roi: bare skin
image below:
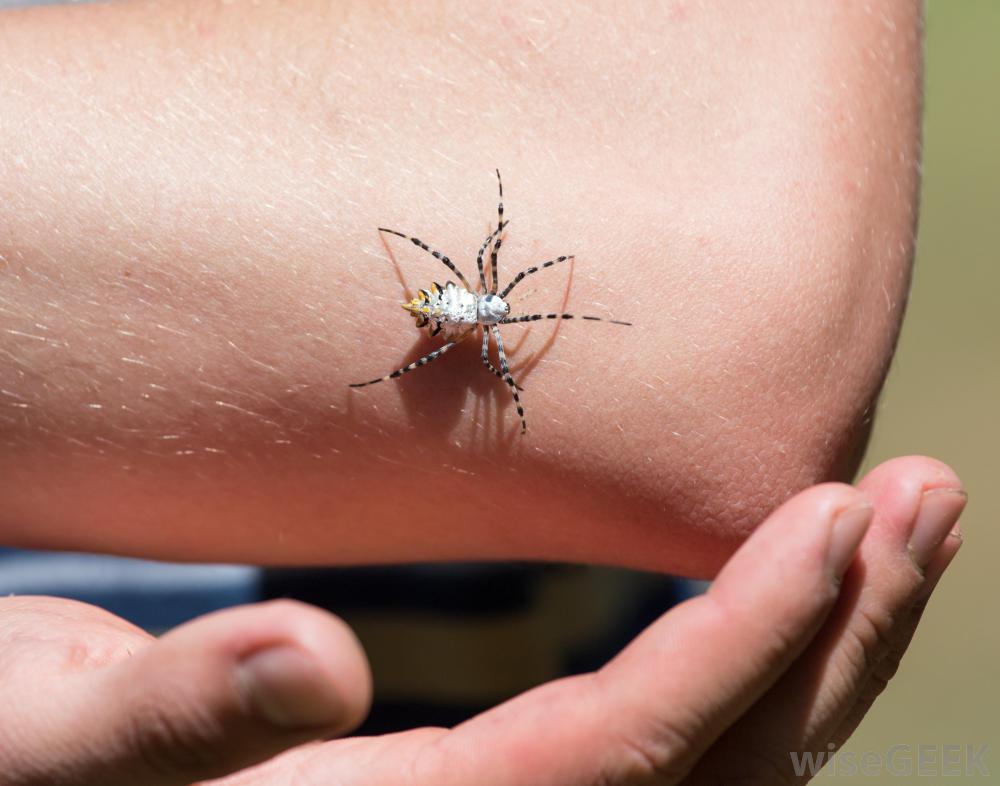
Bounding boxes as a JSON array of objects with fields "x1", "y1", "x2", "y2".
[{"x1": 0, "y1": 1, "x2": 921, "y2": 576}]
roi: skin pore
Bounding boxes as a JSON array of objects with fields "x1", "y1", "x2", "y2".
[{"x1": 0, "y1": 1, "x2": 921, "y2": 576}]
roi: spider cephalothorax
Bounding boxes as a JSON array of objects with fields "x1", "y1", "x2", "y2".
[{"x1": 350, "y1": 171, "x2": 631, "y2": 433}]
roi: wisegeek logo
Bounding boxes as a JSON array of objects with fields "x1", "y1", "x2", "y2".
[{"x1": 789, "y1": 743, "x2": 990, "y2": 778}]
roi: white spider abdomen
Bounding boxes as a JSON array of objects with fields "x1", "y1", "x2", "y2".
[
  {"x1": 440, "y1": 284, "x2": 479, "y2": 324},
  {"x1": 403, "y1": 282, "x2": 479, "y2": 339}
]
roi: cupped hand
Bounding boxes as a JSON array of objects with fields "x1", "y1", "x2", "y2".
[{"x1": 0, "y1": 456, "x2": 964, "y2": 786}]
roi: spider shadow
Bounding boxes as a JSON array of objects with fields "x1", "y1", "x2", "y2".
[
  {"x1": 392, "y1": 331, "x2": 490, "y2": 439},
  {"x1": 495, "y1": 256, "x2": 577, "y2": 388}
]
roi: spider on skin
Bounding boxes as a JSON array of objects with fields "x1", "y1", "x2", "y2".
[{"x1": 350, "y1": 170, "x2": 631, "y2": 434}]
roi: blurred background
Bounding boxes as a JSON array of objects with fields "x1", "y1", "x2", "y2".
[
  {"x1": 0, "y1": 0, "x2": 996, "y2": 779},
  {"x1": 841, "y1": 1, "x2": 999, "y2": 778}
]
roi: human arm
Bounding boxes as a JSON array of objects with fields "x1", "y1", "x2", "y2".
[{"x1": 0, "y1": 0, "x2": 922, "y2": 575}]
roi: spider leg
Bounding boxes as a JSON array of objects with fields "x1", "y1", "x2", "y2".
[
  {"x1": 349, "y1": 341, "x2": 458, "y2": 387},
  {"x1": 501, "y1": 313, "x2": 632, "y2": 326},
  {"x1": 491, "y1": 325, "x2": 526, "y2": 434},
  {"x1": 480, "y1": 328, "x2": 499, "y2": 379},
  {"x1": 480, "y1": 328, "x2": 523, "y2": 390},
  {"x1": 475, "y1": 220, "x2": 508, "y2": 294},
  {"x1": 378, "y1": 228, "x2": 473, "y2": 291},
  {"x1": 499, "y1": 255, "x2": 574, "y2": 299},
  {"x1": 491, "y1": 169, "x2": 504, "y2": 294}
]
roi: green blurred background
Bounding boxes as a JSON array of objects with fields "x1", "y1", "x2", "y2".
[{"x1": 839, "y1": 1, "x2": 999, "y2": 780}]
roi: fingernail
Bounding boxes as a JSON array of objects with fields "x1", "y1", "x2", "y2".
[
  {"x1": 235, "y1": 645, "x2": 343, "y2": 729},
  {"x1": 915, "y1": 521, "x2": 964, "y2": 601},
  {"x1": 827, "y1": 502, "x2": 874, "y2": 576},
  {"x1": 908, "y1": 488, "x2": 967, "y2": 568}
]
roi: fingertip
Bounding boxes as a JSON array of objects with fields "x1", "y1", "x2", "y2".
[
  {"x1": 789, "y1": 482, "x2": 870, "y2": 521},
  {"x1": 857, "y1": 455, "x2": 963, "y2": 497},
  {"x1": 223, "y1": 600, "x2": 373, "y2": 733},
  {"x1": 852, "y1": 456, "x2": 966, "y2": 562},
  {"x1": 234, "y1": 643, "x2": 366, "y2": 734},
  {"x1": 283, "y1": 604, "x2": 373, "y2": 733}
]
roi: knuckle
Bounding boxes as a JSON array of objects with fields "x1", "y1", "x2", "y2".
[
  {"x1": 869, "y1": 647, "x2": 905, "y2": 695},
  {"x1": 709, "y1": 747, "x2": 802, "y2": 786},
  {"x1": 604, "y1": 717, "x2": 699, "y2": 784},
  {"x1": 127, "y1": 691, "x2": 223, "y2": 778},
  {"x1": 865, "y1": 601, "x2": 926, "y2": 690},
  {"x1": 848, "y1": 602, "x2": 900, "y2": 668},
  {"x1": 756, "y1": 615, "x2": 811, "y2": 673},
  {"x1": 825, "y1": 610, "x2": 896, "y2": 702},
  {"x1": 865, "y1": 668, "x2": 894, "y2": 702}
]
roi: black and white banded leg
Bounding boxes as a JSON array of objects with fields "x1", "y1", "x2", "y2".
[
  {"x1": 481, "y1": 329, "x2": 524, "y2": 390},
  {"x1": 349, "y1": 342, "x2": 458, "y2": 387},
  {"x1": 490, "y1": 169, "x2": 504, "y2": 294},
  {"x1": 491, "y1": 325, "x2": 526, "y2": 434},
  {"x1": 499, "y1": 255, "x2": 574, "y2": 299},
  {"x1": 475, "y1": 220, "x2": 508, "y2": 293},
  {"x1": 501, "y1": 313, "x2": 633, "y2": 326},
  {"x1": 378, "y1": 228, "x2": 472, "y2": 291}
]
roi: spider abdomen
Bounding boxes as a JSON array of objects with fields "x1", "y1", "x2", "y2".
[{"x1": 403, "y1": 281, "x2": 479, "y2": 338}]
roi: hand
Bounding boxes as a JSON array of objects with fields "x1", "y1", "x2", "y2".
[{"x1": 0, "y1": 456, "x2": 964, "y2": 786}]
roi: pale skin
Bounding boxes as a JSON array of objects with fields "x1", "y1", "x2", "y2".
[
  {"x1": 0, "y1": 1, "x2": 964, "y2": 784},
  {"x1": 0, "y1": 0, "x2": 921, "y2": 574}
]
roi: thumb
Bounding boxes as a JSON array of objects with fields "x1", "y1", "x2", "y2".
[{"x1": 53, "y1": 599, "x2": 371, "y2": 786}]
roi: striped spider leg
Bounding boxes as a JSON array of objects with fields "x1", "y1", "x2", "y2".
[
  {"x1": 348, "y1": 340, "x2": 461, "y2": 387},
  {"x1": 350, "y1": 171, "x2": 631, "y2": 434},
  {"x1": 375, "y1": 227, "x2": 473, "y2": 292},
  {"x1": 475, "y1": 219, "x2": 511, "y2": 385}
]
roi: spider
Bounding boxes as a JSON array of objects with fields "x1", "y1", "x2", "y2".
[{"x1": 350, "y1": 170, "x2": 631, "y2": 433}]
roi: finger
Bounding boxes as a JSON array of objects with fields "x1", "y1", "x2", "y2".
[
  {"x1": 38, "y1": 599, "x2": 371, "y2": 786},
  {"x1": 391, "y1": 482, "x2": 872, "y2": 786},
  {"x1": 827, "y1": 515, "x2": 963, "y2": 750},
  {"x1": 685, "y1": 455, "x2": 966, "y2": 784}
]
